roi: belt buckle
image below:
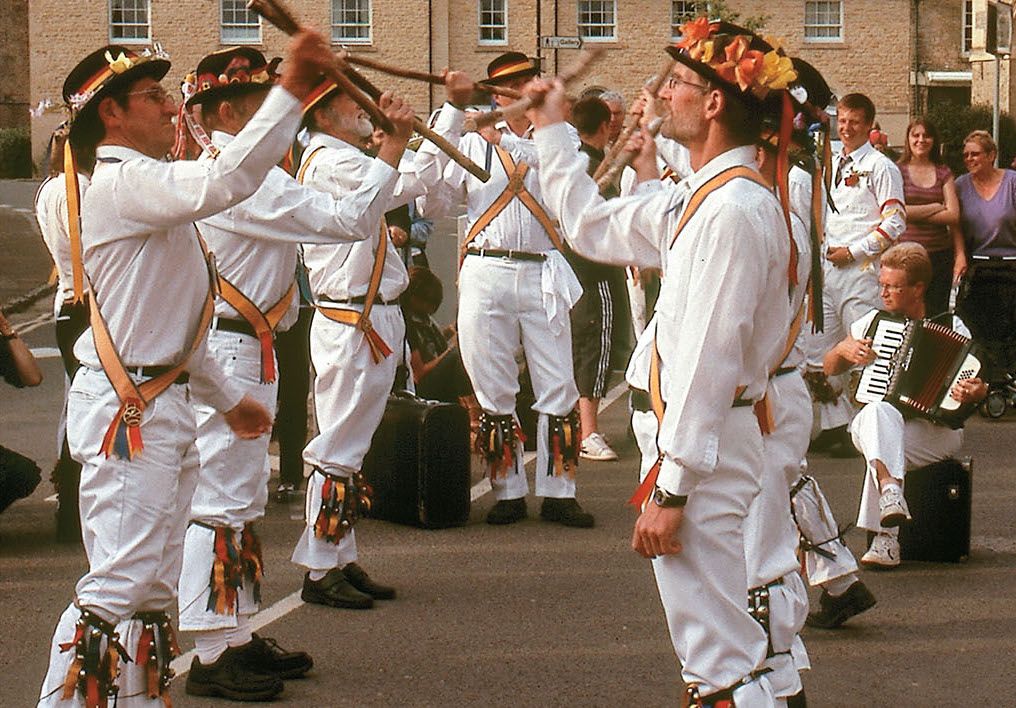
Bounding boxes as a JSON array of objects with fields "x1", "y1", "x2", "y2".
[{"x1": 501, "y1": 249, "x2": 515, "y2": 262}]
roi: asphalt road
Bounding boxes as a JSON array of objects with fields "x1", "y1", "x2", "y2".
[{"x1": 3, "y1": 181, "x2": 1016, "y2": 705}]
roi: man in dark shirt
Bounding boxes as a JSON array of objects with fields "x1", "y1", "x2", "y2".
[{"x1": 567, "y1": 96, "x2": 620, "y2": 461}]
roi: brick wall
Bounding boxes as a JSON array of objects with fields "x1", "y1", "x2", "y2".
[
  {"x1": 0, "y1": 0, "x2": 29, "y2": 129},
  {"x1": 27, "y1": 1, "x2": 997, "y2": 160}
]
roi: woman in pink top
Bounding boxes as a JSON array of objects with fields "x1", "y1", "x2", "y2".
[{"x1": 897, "y1": 118, "x2": 962, "y2": 315}]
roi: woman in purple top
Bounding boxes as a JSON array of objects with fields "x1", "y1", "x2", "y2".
[
  {"x1": 955, "y1": 130, "x2": 1016, "y2": 377},
  {"x1": 897, "y1": 118, "x2": 961, "y2": 315}
]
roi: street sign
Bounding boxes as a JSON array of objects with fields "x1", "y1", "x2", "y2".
[{"x1": 540, "y1": 36, "x2": 583, "y2": 50}]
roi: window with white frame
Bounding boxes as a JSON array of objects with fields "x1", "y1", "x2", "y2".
[
  {"x1": 221, "y1": 0, "x2": 261, "y2": 44},
  {"x1": 109, "y1": 0, "x2": 150, "y2": 42},
  {"x1": 962, "y1": 0, "x2": 974, "y2": 54},
  {"x1": 332, "y1": 0, "x2": 372, "y2": 44},
  {"x1": 804, "y1": 0, "x2": 843, "y2": 42},
  {"x1": 479, "y1": 0, "x2": 508, "y2": 44},
  {"x1": 671, "y1": 1, "x2": 698, "y2": 39},
  {"x1": 578, "y1": 0, "x2": 616, "y2": 42}
]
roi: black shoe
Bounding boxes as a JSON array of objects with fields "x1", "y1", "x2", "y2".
[
  {"x1": 486, "y1": 498, "x2": 527, "y2": 525},
  {"x1": 235, "y1": 633, "x2": 313, "y2": 679},
  {"x1": 342, "y1": 562, "x2": 396, "y2": 600},
  {"x1": 805, "y1": 580, "x2": 876, "y2": 629},
  {"x1": 827, "y1": 439, "x2": 861, "y2": 459},
  {"x1": 273, "y1": 483, "x2": 295, "y2": 503},
  {"x1": 185, "y1": 647, "x2": 284, "y2": 701},
  {"x1": 301, "y1": 568, "x2": 374, "y2": 609},
  {"x1": 540, "y1": 498, "x2": 595, "y2": 528},
  {"x1": 807, "y1": 428, "x2": 836, "y2": 454}
]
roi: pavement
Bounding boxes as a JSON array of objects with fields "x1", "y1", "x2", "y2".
[{"x1": 3, "y1": 180, "x2": 1016, "y2": 705}]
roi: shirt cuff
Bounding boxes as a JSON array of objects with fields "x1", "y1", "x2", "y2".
[
  {"x1": 848, "y1": 241, "x2": 869, "y2": 262},
  {"x1": 417, "y1": 104, "x2": 464, "y2": 155},
  {"x1": 635, "y1": 179, "x2": 664, "y2": 195},
  {"x1": 533, "y1": 121, "x2": 573, "y2": 155},
  {"x1": 266, "y1": 84, "x2": 302, "y2": 117},
  {"x1": 656, "y1": 456, "x2": 701, "y2": 496}
]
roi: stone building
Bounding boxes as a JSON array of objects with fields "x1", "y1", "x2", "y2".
[
  {"x1": 0, "y1": 0, "x2": 30, "y2": 129},
  {"x1": 23, "y1": 0, "x2": 1016, "y2": 160}
]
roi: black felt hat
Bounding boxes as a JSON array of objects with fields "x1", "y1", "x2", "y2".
[
  {"x1": 480, "y1": 52, "x2": 540, "y2": 86},
  {"x1": 185, "y1": 46, "x2": 279, "y2": 108}
]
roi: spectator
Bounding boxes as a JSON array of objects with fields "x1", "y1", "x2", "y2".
[
  {"x1": 1, "y1": 309, "x2": 43, "y2": 515},
  {"x1": 897, "y1": 118, "x2": 961, "y2": 316},
  {"x1": 401, "y1": 267, "x2": 479, "y2": 421},
  {"x1": 567, "y1": 95, "x2": 620, "y2": 462},
  {"x1": 598, "y1": 90, "x2": 625, "y2": 146},
  {"x1": 955, "y1": 130, "x2": 1016, "y2": 379}
]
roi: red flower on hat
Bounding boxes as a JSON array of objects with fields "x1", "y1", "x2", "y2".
[
  {"x1": 674, "y1": 17, "x2": 715, "y2": 51},
  {"x1": 716, "y1": 35, "x2": 765, "y2": 93}
]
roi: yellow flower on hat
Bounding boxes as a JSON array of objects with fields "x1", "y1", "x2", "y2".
[
  {"x1": 104, "y1": 50, "x2": 135, "y2": 74},
  {"x1": 758, "y1": 50, "x2": 796, "y2": 92}
]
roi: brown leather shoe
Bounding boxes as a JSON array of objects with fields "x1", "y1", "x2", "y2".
[
  {"x1": 540, "y1": 498, "x2": 595, "y2": 528},
  {"x1": 301, "y1": 568, "x2": 373, "y2": 609},
  {"x1": 342, "y1": 562, "x2": 396, "y2": 600}
]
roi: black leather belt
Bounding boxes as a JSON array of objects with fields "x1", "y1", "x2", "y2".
[
  {"x1": 773, "y1": 366, "x2": 796, "y2": 377},
  {"x1": 465, "y1": 247, "x2": 546, "y2": 262},
  {"x1": 630, "y1": 388, "x2": 652, "y2": 412},
  {"x1": 214, "y1": 317, "x2": 257, "y2": 337},
  {"x1": 124, "y1": 365, "x2": 190, "y2": 385},
  {"x1": 320, "y1": 295, "x2": 400, "y2": 306}
]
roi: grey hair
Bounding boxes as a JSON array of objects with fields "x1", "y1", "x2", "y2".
[{"x1": 599, "y1": 90, "x2": 625, "y2": 108}]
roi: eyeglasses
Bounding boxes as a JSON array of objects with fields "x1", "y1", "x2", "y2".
[
  {"x1": 664, "y1": 75, "x2": 710, "y2": 93},
  {"x1": 126, "y1": 86, "x2": 173, "y2": 104},
  {"x1": 878, "y1": 282, "x2": 910, "y2": 294},
  {"x1": 963, "y1": 150, "x2": 986, "y2": 159}
]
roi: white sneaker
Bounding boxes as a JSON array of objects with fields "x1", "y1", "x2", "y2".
[
  {"x1": 860, "y1": 533, "x2": 901, "y2": 569},
  {"x1": 579, "y1": 432, "x2": 618, "y2": 461},
  {"x1": 878, "y1": 484, "x2": 911, "y2": 527}
]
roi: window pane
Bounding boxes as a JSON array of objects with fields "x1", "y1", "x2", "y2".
[
  {"x1": 578, "y1": 0, "x2": 615, "y2": 41},
  {"x1": 221, "y1": 0, "x2": 260, "y2": 43},
  {"x1": 478, "y1": 0, "x2": 506, "y2": 44},
  {"x1": 332, "y1": 0, "x2": 372, "y2": 44},
  {"x1": 804, "y1": 0, "x2": 842, "y2": 41},
  {"x1": 110, "y1": 0, "x2": 150, "y2": 41}
]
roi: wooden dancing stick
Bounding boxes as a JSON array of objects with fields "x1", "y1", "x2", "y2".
[
  {"x1": 592, "y1": 58, "x2": 674, "y2": 183},
  {"x1": 336, "y1": 51, "x2": 522, "y2": 100},
  {"x1": 466, "y1": 48, "x2": 607, "y2": 131},
  {"x1": 342, "y1": 64, "x2": 492, "y2": 182},
  {"x1": 247, "y1": 0, "x2": 490, "y2": 182},
  {"x1": 595, "y1": 117, "x2": 663, "y2": 194},
  {"x1": 248, "y1": 0, "x2": 393, "y2": 132}
]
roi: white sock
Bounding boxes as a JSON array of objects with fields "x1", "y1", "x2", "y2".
[
  {"x1": 823, "y1": 573, "x2": 858, "y2": 597},
  {"x1": 226, "y1": 615, "x2": 253, "y2": 648},
  {"x1": 194, "y1": 630, "x2": 230, "y2": 665},
  {"x1": 880, "y1": 481, "x2": 902, "y2": 494},
  {"x1": 308, "y1": 569, "x2": 329, "y2": 582}
]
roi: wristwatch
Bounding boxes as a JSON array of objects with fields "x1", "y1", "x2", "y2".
[{"x1": 652, "y1": 487, "x2": 688, "y2": 508}]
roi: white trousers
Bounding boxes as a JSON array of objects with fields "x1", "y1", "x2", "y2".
[
  {"x1": 850, "y1": 401, "x2": 963, "y2": 532},
  {"x1": 806, "y1": 260, "x2": 880, "y2": 431},
  {"x1": 647, "y1": 408, "x2": 774, "y2": 699},
  {"x1": 790, "y1": 472, "x2": 859, "y2": 586},
  {"x1": 178, "y1": 329, "x2": 278, "y2": 630},
  {"x1": 40, "y1": 366, "x2": 200, "y2": 704},
  {"x1": 291, "y1": 305, "x2": 403, "y2": 572},
  {"x1": 458, "y1": 256, "x2": 579, "y2": 501}
]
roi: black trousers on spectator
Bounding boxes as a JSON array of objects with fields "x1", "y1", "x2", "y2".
[
  {"x1": 416, "y1": 348, "x2": 473, "y2": 403},
  {"x1": 54, "y1": 299, "x2": 89, "y2": 543},
  {"x1": 925, "y1": 248, "x2": 954, "y2": 318},
  {"x1": 571, "y1": 278, "x2": 613, "y2": 399},
  {"x1": 274, "y1": 306, "x2": 313, "y2": 489}
]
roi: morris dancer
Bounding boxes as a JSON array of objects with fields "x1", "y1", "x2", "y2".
[
  {"x1": 290, "y1": 71, "x2": 475, "y2": 609},
  {"x1": 531, "y1": 20, "x2": 794, "y2": 704},
  {"x1": 423, "y1": 52, "x2": 593, "y2": 528},
  {"x1": 39, "y1": 32, "x2": 333, "y2": 706},
  {"x1": 175, "y1": 46, "x2": 415, "y2": 701}
]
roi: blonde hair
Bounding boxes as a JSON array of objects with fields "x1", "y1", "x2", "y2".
[
  {"x1": 881, "y1": 242, "x2": 932, "y2": 286},
  {"x1": 963, "y1": 129, "x2": 997, "y2": 156}
]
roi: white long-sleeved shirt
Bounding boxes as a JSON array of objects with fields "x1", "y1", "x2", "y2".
[
  {"x1": 826, "y1": 142, "x2": 906, "y2": 261},
  {"x1": 420, "y1": 111, "x2": 580, "y2": 253},
  {"x1": 35, "y1": 172, "x2": 91, "y2": 317},
  {"x1": 197, "y1": 130, "x2": 399, "y2": 332},
  {"x1": 73, "y1": 85, "x2": 301, "y2": 413},
  {"x1": 536, "y1": 122, "x2": 790, "y2": 495}
]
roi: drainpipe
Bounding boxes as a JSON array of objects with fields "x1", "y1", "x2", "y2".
[
  {"x1": 428, "y1": 0, "x2": 433, "y2": 113},
  {"x1": 912, "y1": 0, "x2": 921, "y2": 115},
  {"x1": 553, "y1": 0, "x2": 559, "y2": 75},
  {"x1": 536, "y1": 0, "x2": 542, "y2": 68}
]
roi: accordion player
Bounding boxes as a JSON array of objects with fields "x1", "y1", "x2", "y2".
[{"x1": 851, "y1": 312, "x2": 982, "y2": 429}]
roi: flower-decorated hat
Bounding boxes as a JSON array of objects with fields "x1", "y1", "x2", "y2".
[
  {"x1": 667, "y1": 18, "x2": 796, "y2": 108},
  {"x1": 184, "y1": 47, "x2": 280, "y2": 108},
  {"x1": 480, "y1": 52, "x2": 541, "y2": 86},
  {"x1": 299, "y1": 71, "x2": 377, "y2": 125},
  {"x1": 62, "y1": 44, "x2": 171, "y2": 143}
]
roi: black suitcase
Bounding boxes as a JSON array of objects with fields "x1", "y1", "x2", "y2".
[
  {"x1": 899, "y1": 457, "x2": 972, "y2": 562},
  {"x1": 360, "y1": 392, "x2": 471, "y2": 528}
]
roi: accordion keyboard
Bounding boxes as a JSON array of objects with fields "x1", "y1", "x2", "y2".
[
  {"x1": 935, "y1": 353, "x2": 981, "y2": 411},
  {"x1": 855, "y1": 318, "x2": 908, "y2": 404}
]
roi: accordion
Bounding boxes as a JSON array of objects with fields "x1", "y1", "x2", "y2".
[{"x1": 852, "y1": 312, "x2": 982, "y2": 429}]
